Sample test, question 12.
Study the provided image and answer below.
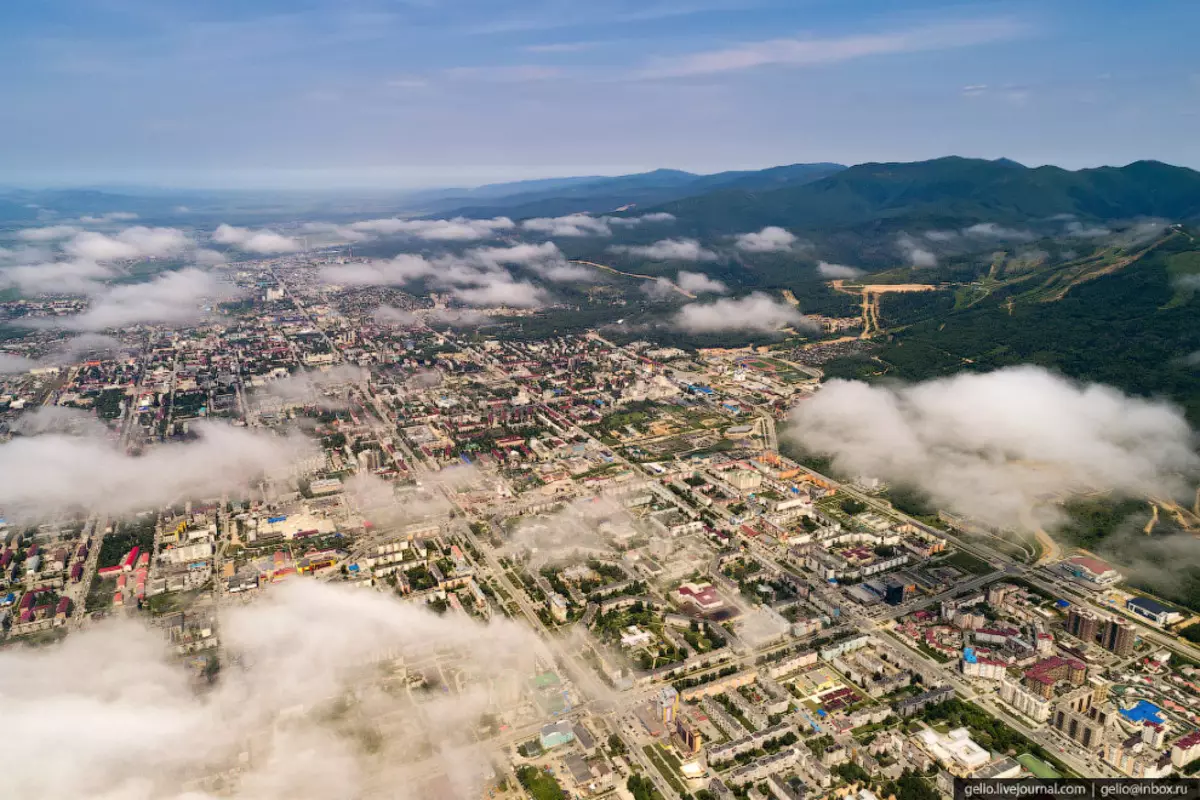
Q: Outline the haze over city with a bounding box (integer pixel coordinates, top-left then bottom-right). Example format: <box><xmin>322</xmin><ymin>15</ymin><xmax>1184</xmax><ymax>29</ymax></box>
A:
<box><xmin>4</xmin><ymin>3</ymin><xmax>1200</xmax><ymax>800</ymax></box>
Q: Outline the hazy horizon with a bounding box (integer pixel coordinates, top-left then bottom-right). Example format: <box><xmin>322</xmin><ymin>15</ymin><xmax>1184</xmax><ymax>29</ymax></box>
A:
<box><xmin>3</xmin><ymin>0</ymin><xmax>1198</xmax><ymax>189</ymax></box>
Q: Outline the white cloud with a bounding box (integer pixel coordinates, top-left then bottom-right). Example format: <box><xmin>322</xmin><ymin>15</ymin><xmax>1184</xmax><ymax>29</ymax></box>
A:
<box><xmin>16</xmin><ymin>225</ymin><xmax>81</xmax><ymax>242</ymax></box>
<box><xmin>319</xmin><ymin>254</ymin><xmax>438</xmax><ymax>287</ymax></box>
<box><xmin>734</xmin><ymin>226</ymin><xmax>797</xmax><ymax>253</ymax></box>
<box><xmin>897</xmin><ymin>233</ymin><xmax>937</xmax><ymax>267</ymax></box>
<box><xmin>0</xmin><ymin>243</ymin><xmax>54</xmax><ymax>265</ymax></box>
<box><xmin>675</xmin><ymin>270</ymin><xmax>728</xmax><ymax>294</ymax></box>
<box><xmin>518</xmin><ymin>212</ymin><xmax>675</xmax><ymax>238</ymax></box>
<box><xmin>521</xmin><ymin>213</ymin><xmax>612</xmax><ymax>237</ymax></box>
<box><xmin>631</xmin><ymin>212</ymin><xmax>676</xmax><ymax>223</ymax></box>
<box><xmin>191</xmin><ymin>247</ymin><xmax>228</xmax><ymax>266</ymax></box>
<box><xmin>923</xmin><ymin>230</ymin><xmax>959</xmax><ymax>242</ymax></box>
<box><xmin>323</xmin><ymin>245</ymin><xmax>585</xmax><ymax>293</ymax></box>
<box><xmin>451</xmin><ymin>277</ymin><xmax>548</xmax><ymax>308</ymax></box>
<box><xmin>48</xmin><ymin>268</ymin><xmax>232</xmax><ymax>331</ymax></box>
<box><xmin>469</xmin><ymin>241</ymin><xmax>593</xmax><ymax>281</ymax></box>
<box><xmin>253</xmin><ymin>365</ymin><xmax>366</xmax><ymax>410</ymax></box>
<box><xmin>0</xmin><ymin>353</ymin><xmax>37</xmax><ymax>374</ymax></box>
<box><xmin>301</xmin><ymin>221</ymin><xmax>371</xmax><ymax>244</ymax></box>
<box><xmin>611</xmin><ymin>238</ymin><xmax>717</xmax><ymax>261</ymax></box>
<box><xmin>0</xmin><ymin>259</ymin><xmax>115</xmax><ymax>295</ymax></box>
<box><xmin>638</xmin><ymin>18</ymin><xmax>1026</xmax><ymax>78</ymax></box>
<box><xmin>673</xmin><ymin>292</ymin><xmax>815</xmax><ymax>333</ymax></box>
<box><xmin>1063</xmin><ymin>220</ymin><xmax>1111</xmax><ymax>238</ymax></box>
<box><xmin>786</xmin><ymin>366</ymin><xmax>1200</xmax><ymax>531</ymax></box>
<box><xmin>0</xmin><ymin>416</ymin><xmax>314</xmax><ymax>521</ymax></box>
<box><xmin>641</xmin><ymin>277</ymin><xmax>679</xmax><ymax>301</ymax></box>
<box><xmin>817</xmin><ymin>261</ymin><xmax>864</xmax><ymax>279</ymax></box>
<box><xmin>373</xmin><ymin>305</ymin><xmax>418</xmax><ymax>326</ymax></box>
<box><xmin>348</xmin><ymin>216</ymin><xmax>514</xmax><ymax>241</ymax></box>
<box><xmin>963</xmin><ymin>222</ymin><xmax>1035</xmax><ymax>242</ymax></box>
<box><xmin>534</xmin><ymin>261</ymin><xmax>594</xmax><ymax>281</ymax></box>
<box><xmin>374</xmin><ymin>305</ymin><xmax>492</xmax><ymax>327</ymax></box>
<box><xmin>212</xmin><ymin>223</ymin><xmax>301</xmax><ymax>254</ymax></box>
<box><xmin>469</xmin><ymin>241</ymin><xmax>562</xmax><ymax>267</ymax></box>
<box><xmin>64</xmin><ymin>227</ymin><xmax>194</xmax><ymax>261</ymax></box>
<box><xmin>79</xmin><ymin>211</ymin><xmax>138</xmax><ymax>223</ymax></box>
<box><xmin>1116</xmin><ymin>220</ymin><xmax>1167</xmax><ymax>246</ymax></box>
<box><xmin>0</xmin><ymin>579</ymin><xmax>548</xmax><ymax>799</ymax></box>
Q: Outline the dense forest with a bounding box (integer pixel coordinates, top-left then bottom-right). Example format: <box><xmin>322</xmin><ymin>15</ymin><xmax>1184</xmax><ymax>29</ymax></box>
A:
<box><xmin>840</xmin><ymin>233</ymin><xmax>1200</xmax><ymax>423</ymax></box>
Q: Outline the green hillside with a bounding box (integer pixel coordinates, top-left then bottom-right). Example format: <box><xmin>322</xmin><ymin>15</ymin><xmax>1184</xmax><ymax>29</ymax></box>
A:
<box><xmin>840</xmin><ymin>227</ymin><xmax>1200</xmax><ymax>422</ymax></box>
<box><xmin>656</xmin><ymin>157</ymin><xmax>1200</xmax><ymax>235</ymax></box>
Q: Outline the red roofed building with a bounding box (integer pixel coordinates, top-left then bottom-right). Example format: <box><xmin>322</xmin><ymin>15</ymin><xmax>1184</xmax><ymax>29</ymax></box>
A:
<box><xmin>1172</xmin><ymin>730</ymin><xmax>1200</xmax><ymax>767</ymax></box>
<box><xmin>676</xmin><ymin>581</ymin><xmax>724</xmax><ymax>612</ymax></box>
<box><xmin>1063</xmin><ymin>556</ymin><xmax>1122</xmax><ymax>585</ymax></box>
<box><xmin>121</xmin><ymin>546</ymin><xmax>140</xmax><ymax>571</ymax></box>
<box><xmin>1023</xmin><ymin>655</ymin><xmax>1087</xmax><ymax>699</ymax></box>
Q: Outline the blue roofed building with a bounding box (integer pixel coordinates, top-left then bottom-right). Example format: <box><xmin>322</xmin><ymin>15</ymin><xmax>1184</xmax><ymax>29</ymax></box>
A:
<box><xmin>1126</xmin><ymin>597</ymin><xmax>1183</xmax><ymax>626</ymax></box>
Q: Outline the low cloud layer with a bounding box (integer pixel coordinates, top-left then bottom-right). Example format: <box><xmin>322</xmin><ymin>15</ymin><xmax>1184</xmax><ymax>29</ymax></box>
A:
<box><xmin>469</xmin><ymin>241</ymin><xmax>594</xmax><ymax>281</ymax></box>
<box><xmin>611</xmin><ymin>238</ymin><xmax>717</xmax><ymax>261</ymax></box>
<box><xmin>0</xmin><ymin>580</ymin><xmax>549</xmax><ymax>799</ymax></box>
<box><xmin>521</xmin><ymin>213</ymin><xmax>612</xmax><ymax>237</ymax></box>
<box><xmin>320</xmin><ymin>254</ymin><xmax>438</xmax><ymax>287</ymax></box>
<box><xmin>675</xmin><ymin>270</ymin><xmax>728</xmax><ymax>294</ymax></box>
<box><xmin>65</xmin><ymin>227</ymin><xmax>194</xmax><ymax>261</ymax></box>
<box><xmin>0</xmin><ymin>334</ymin><xmax>129</xmax><ymax>375</ymax></box>
<box><xmin>817</xmin><ymin>261</ymin><xmax>864</xmax><ymax>279</ymax></box>
<box><xmin>0</xmin><ymin>414</ymin><xmax>315</xmax><ymax>521</ymax></box>
<box><xmin>787</xmin><ymin>366</ymin><xmax>1200</xmax><ymax>531</ymax></box>
<box><xmin>46</xmin><ymin>269</ymin><xmax>232</xmax><ymax>331</ymax></box>
<box><xmin>1</xmin><ymin>223</ymin><xmax>216</xmax><ymax>296</ymax></box>
<box><xmin>734</xmin><ymin>226</ymin><xmax>797</xmax><ymax>253</ymax></box>
<box><xmin>673</xmin><ymin>292</ymin><xmax>814</xmax><ymax>333</ymax></box>
<box><xmin>451</xmin><ymin>277</ymin><xmax>547</xmax><ymax>308</ymax></box>
<box><xmin>1062</xmin><ymin>220</ymin><xmax>1110</xmax><ymax>238</ymax></box>
<box><xmin>373</xmin><ymin>305</ymin><xmax>492</xmax><ymax>328</ymax></box>
<box><xmin>962</xmin><ymin>222</ymin><xmax>1035</xmax><ymax>242</ymax></box>
<box><xmin>897</xmin><ymin>233</ymin><xmax>937</xmax><ymax>267</ymax></box>
<box><xmin>503</xmin><ymin>495</ymin><xmax>628</xmax><ymax>567</ymax></box>
<box><xmin>213</xmin><ymin>224</ymin><xmax>301</xmax><ymax>254</ymax></box>
<box><xmin>0</xmin><ymin>352</ymin><xmax>38</xmax><ymax>374</ymax></box>
<box><xmin>320</xmin><ymin>248</ymin><xmax>552</xmax><ymax>307</ymax></box>
<box><xmin>519</xmin><ymin>211</ymin><xmax>675</xmax><ymax>238</ymax></box>
<box><xmin>349</xmin><ymin>216</ymin><xmax>514</xmax><ymax>241</ymax></box>
<box><xmin>254</xmin><ymin>365</ymin><xmax>366</xmax><ymax>410</ymax></box>
<box><xmin>0</xmin><ymin>258</ymin><xmax>114</xmax><ymax>295</ymax></box>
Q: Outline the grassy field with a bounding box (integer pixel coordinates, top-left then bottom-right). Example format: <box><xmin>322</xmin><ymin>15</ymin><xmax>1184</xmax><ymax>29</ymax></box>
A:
<box><xmin>642</xmin><ymin>744</ymin><xmax>686</xmax><ymax>794</ymax></box>
<box><xmin>939</xmin><ymin>549</ymin><xmax>995</xmax><ymax>576</ymax></box>
<box><xmin>1016</xmin><ymin>753</ymin><xmax>1061</xmax><ymax>779</ymax></box>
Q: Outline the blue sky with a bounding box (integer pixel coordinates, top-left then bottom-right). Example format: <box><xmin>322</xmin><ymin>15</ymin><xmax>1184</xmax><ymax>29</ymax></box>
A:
<box><xmin>2</xmin><ymin>0</ymin><xmax>1197</xmax><ymax>188</ymax></box>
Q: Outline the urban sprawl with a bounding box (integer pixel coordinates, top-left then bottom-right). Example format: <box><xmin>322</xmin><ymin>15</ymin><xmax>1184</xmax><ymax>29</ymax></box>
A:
<box><xmin>3</xmin><ymin>251</ymin><xmax>1200</xmax><ymax>800</ymax></box>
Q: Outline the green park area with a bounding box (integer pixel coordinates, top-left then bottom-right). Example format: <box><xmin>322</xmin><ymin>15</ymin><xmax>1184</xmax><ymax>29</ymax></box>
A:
<box><xmin>516</xmin><ymin>765</ymin><xmax>564</xmax><ymax>800</ymax></box>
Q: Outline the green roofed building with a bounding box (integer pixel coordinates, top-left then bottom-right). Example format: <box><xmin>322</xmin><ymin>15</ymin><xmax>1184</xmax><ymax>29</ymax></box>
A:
<box><xmin>539</xmin><ymin>720</ymin><xmax>575</xmax><ymax>751</ymax></box>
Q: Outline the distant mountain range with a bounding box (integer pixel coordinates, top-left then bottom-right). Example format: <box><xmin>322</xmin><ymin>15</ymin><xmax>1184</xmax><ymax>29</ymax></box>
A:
<box><xmin>650</xmin><ymin>157</ymin><xmax>1200</xmax><ymax>234</ymax></box>
<box><xmin>4</xmin><ymin>157</ymin><xmax>1199</xmax><ymax>229</ymax></box>
<box><xmin>421</xmin><ymin>163</ymin><xmax>847</xmax><ymax>219</ymax></box>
